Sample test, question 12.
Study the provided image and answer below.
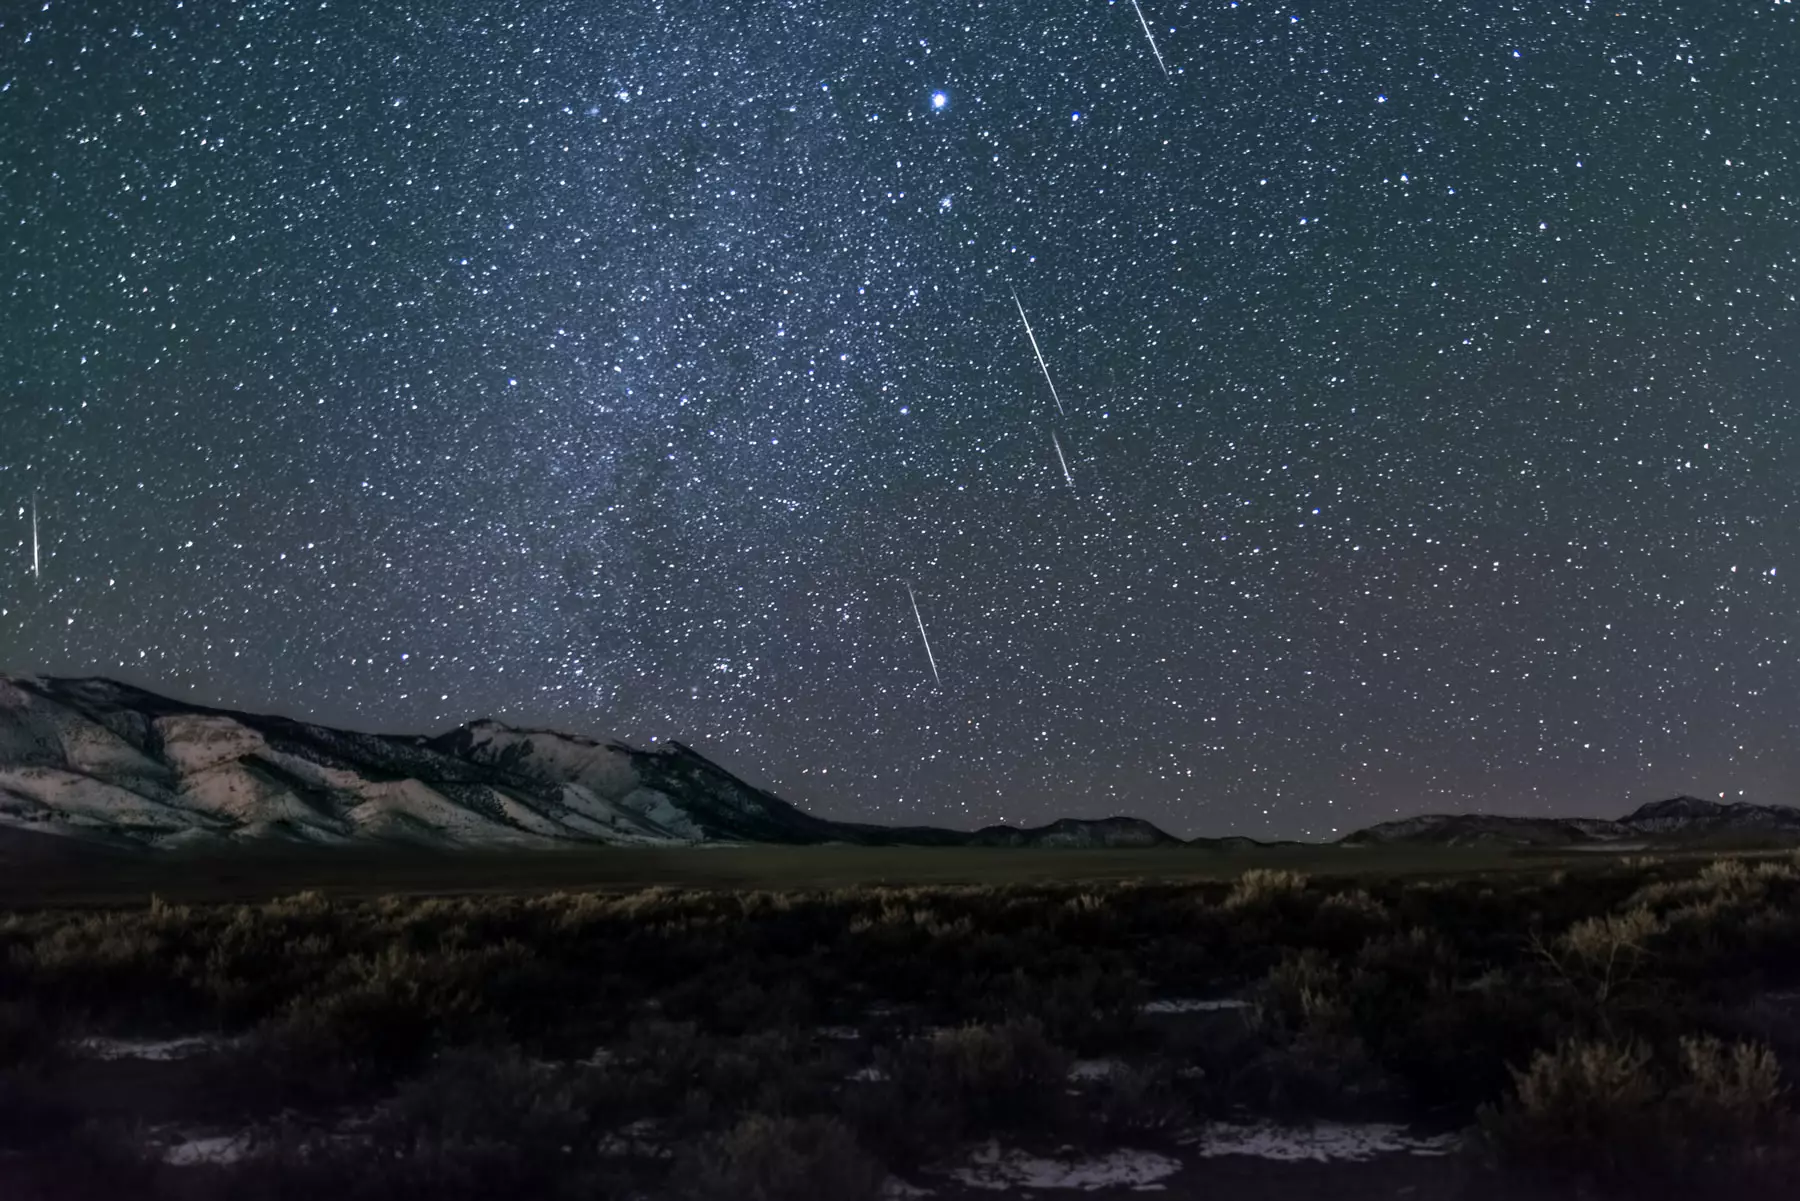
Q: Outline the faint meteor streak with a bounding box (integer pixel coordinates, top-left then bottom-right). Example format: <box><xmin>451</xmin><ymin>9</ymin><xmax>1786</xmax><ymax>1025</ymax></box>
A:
<box><xmin>905</xmin><ymin>583</ymin><xmax>942</xmax><ymax>687</ymax></box>
<box><xmin>1131</xmin><ymin>0</ymin><xmax>1171</xmax><ymax>78</ymax></box>
<box><xmin>1051</xmin><ymin>431</ymin><xmax>1075</xmax><ymax>488</ymax></box>
<box><xmin>1011</xmin><ymin>289</ymin><xmax>1066</xmax><ymax>417</ymax></box>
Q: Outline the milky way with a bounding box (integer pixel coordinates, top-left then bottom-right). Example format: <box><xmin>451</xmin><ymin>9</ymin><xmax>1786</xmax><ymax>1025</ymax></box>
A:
<box><xmin>4</xmin><ymin>1</ymin><xmax>1799</xmax><ymax>837</ymax></box>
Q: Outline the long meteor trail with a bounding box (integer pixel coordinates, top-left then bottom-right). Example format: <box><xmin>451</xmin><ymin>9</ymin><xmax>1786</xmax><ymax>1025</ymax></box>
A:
<box><xmin>1051</xmin><ymin>431</ymin><xmax>1075</xmax><ymax>488</ymax></box>
<box><xmin>905</xmin><ymin>583</ymin><xmax>942</xmax><ymax>687</ymax></box>
<box><xmin>1011</xmin><ymin>289</ymin><xmax>1065</xmax><ymax>417</ymax></box>
<box><xmin>1131</xmin><ymin>0</ymin><xmax>1171</xmax><ymax>78</ymax></box>
<box><xmin>30</xmin><ymin>493</ymin><xmax>39</xmax><ymax>580</ymax></box>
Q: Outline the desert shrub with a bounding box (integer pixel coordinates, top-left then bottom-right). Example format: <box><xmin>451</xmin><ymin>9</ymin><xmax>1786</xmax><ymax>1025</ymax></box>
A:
<box><xmin>382</xmin><ymin>1046</ymin><xmax>591</xmax><ymax>1154</ymax></box>
<box><xmin>1483</xmin><ymin>1035</ymin><xmax>1792</xmax><ymax>1191</ymax></box>
<box><xmin>1242</xmin><ymin>950</ymin><xmax>1390</xmax><ymax>1116</ymax></box>
<box><xmin>702</xmin><ymin>974</ymin><xmax>818</xmax><ymax>1036</ymax></box>
<box><xmin>1235</xmin><ymin>1020</ymin><xmax>1387</xmax><ymax>1118</ymax></box>
<box><xmin>1064</xmin><ymin>891</ymin><xmax>1107</xmax><ymax>915</ymax></box>
<box><xmin>1559</xmin><ymin>907</ymin><xmax>1662</xmax><ymax>970</ymax></box>
<box><xmin>1223</xmin><ymin>869</ymin><xmax>1308</xmax><ymax>910</ymax></box>
<box><xmin>187</xmin><ymin>899</ymin><xmax>364</xmax><ymax>1026</ymax></box>
<box><xmin>203</xmin><ymin>1011</ymin><xmax>385</xmax><ymax>1113</ymax></box>
<box><xmin>674</xmin><ymin>1114</ymin><xmax>883</xmax><ymax>1201</ymax></box>
<box><xmin>683</xmin><ymin>1029</ymin><xmax>840</xmax><ymax>1123</ymax></box>
<box><xmin>914</xmin><ymin>1019</ymin><xmax>1069</xmax><ymax>1122</ymax></box>
<box><xmin>204</xmin><ymin>937</ymin><xmax>533</xmax><ymax>1113</ymax></box>
<box><xmin>1325</xmin><ymin>927</ymin><xmax>1535</xmax><ymax>1110</ymax></box>
<box><xmin>1253</xmin><ymin>948</ymin><xmax>1341</xmax><ymax>1033</ymax></box>
<box><xmin>1088</xmin><ymin>1061</ymin><xmax>1190</xmax><ymax>1135</ymax></box>
<box><xmin>850</xmin><ymin>1019</ymin><xmax>1070</xmax><ymax>1168</ymax></box>
<box><xmin>14</xmin><ymin>911</ymin><xmax>205</xmax><ymax>1028</ymax></box>
<box><xmin>1482</xmin><ymin>1038</ymin><xmax>1661</xmax><ymax>1177</ymax></box>
<box><xmin>1673</xmin><ymin>1035</ymin><xmax>1784</xmax><ymax>1130</ymax></box>
<box><xmin>1698</xmin><ymin>858</ymin><xmax>1756</xmax><ymax>891</ymax></box>
<box><xmin>582</xmin><ymin>1020</ymin><xmax>843</xmax><ymax>1141</ymax></box>
<box><xmin>1371</xmin><ymin>969</ymin><xmax>1566</xmax><ymax>1112</ymax></box>
<box><xmin>609</xmin><ymin>1019</ymin><xmax>721</xmax><ymax>1110</ymax></box>
<box><xmin>1535</xmin><ymin>907</ymin><xmax>1663</xmax><ymax>1034</ymax></box>
<box><xmin>1630</xmin><ymin>857</ymin><xmax>1798</xmax><ymax>915</ymax></box>
<box><xmin>1351</xmin><ymin>926</ymin><xmax>1458</xmax><ymax>1005</ymax></box>
<box><xmin>1309</xmin><ymin>888</ymin><xmax>1393</xmax><ymax>953</ymax></box>
<box><xmin>989</xmin><ymin>964</ymin><xmax>1144</xmax><ymax>1052</ymax></box>
<box><xmin>287</xmin><ymin>977</ymin><xmax>437</xmax><ymax>1074</ymax></box>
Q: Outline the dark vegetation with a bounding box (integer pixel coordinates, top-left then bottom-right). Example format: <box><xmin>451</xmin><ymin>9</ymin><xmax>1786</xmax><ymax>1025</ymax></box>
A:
<box><xmin>4</xmin><ymin>855</ymin><xmax>1800</xmax><ymax>1198</ymax></box>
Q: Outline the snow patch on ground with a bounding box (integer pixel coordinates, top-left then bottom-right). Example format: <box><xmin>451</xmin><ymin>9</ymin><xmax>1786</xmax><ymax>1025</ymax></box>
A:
<box><xmin>880</xmin><ymin>1178</ymin><xmax>936</xmax><ymax>1199</ymax></box>
<box><xmin>848</xmin><ymin>1065</ymin><xmax>890</xmax><ymax>1082</ymax></box>
<box><xmin>78</xmin><ymin>1034</ymin><xmax>233</xmax><ymax>1061</ymax></box>
<box><xmin>1068</xmin><ymin>1058</ymin><xmax>1125</xmax><ymax>1082</ymax></box>
<box><xmin>1183</xmin><ymin>1121</ymin><xmax>1463</xmax><ymax>1161</ymax></box>
<box><xmin>163</xmin><ymin>1132</ymin><xmax>255</xmax><ymax>1166</ymax></box>
<box><xmin>1141</xmin><ymin>997</ymin><xmax>1248</xmax><ymax>1014</ymax></box>
<box><xmin>949</xmin><ymin>1142</ymin><xmax>1182</xmax><ymax>1191</ymax></box>
<box><xmin>817</xmin><ymin>1025</ymin><xmax>862</xmax><ymax>1041</ymax></box>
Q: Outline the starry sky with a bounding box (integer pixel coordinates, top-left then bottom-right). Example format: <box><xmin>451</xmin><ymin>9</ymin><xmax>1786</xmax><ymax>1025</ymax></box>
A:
<box><xmin>4</xmin><ymin>1</ymin><xmax>1800</xmax><ymax>839</ymax></box>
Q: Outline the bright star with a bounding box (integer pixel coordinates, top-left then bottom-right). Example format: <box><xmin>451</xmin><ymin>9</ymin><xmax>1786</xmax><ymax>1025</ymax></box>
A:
<box><xmin>931</xmin><ymin>92</ymin><xmax>948</xmax><ymax>110</ymax></box>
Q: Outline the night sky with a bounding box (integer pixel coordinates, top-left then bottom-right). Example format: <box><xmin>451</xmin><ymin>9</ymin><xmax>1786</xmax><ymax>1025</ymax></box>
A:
<box><xmin>4</xmin><ymin>1</ymin><xmax>1799</xmax><ymax>839</ymax></box>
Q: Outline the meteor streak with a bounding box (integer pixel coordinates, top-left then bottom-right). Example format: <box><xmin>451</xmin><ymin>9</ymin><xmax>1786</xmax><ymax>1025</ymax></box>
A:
<box><xmin>1011</xmin><ymin>289</ymin><xmax>1066</xmax><ymax>417</ymax></box>
<box><xmin>30</xmin><ymin>493</ymin><xmax>39</xmax><ymax>580</ymax></box>
<box><xmin>905</xmin><ymin>583</ymin><xmax>942</xmax><ymax>687</ymax></box>
<box><xmin>1052</xmin><ymin>431</ymin><xmax>1075</xmax><ymax>488</ymax></box>
<box><xmin>1131</xmin><ymin>0</ymin><xmax>1171</xmax><ymax>78</ymax></box>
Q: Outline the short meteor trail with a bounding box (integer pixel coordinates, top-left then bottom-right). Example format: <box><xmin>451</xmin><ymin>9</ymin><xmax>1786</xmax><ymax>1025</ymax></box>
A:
<box><xmin>1011</xmin><ymin>289</ymin><xmax>1066</xmax><ymax>417</ymax></box>
<box><xmin>1131</xmin><ymin>0</ymin><xmax>1171</xmax><ymax>78</ymax></box>
<box><xmin>905</xmin><ymin>583</ymin><xmax>942</xmax><ymax>688</ymax></box>
<box><xmin>1051</xmin><ymin>431</ymin><xmax>1075</xmax><ymax>488</ymax></box>
<box><xmin>30</xmin><ymin>493</ymin><xmax>39</xmax><ymax>580</ymax></box>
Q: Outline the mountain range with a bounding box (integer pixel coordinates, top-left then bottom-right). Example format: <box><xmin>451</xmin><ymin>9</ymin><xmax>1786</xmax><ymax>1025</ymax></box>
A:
<box><xmin>0</xmin><ymin>676</ymin><xmax>1176</xmax><ymax>850</ymax></box>
<box><xmin>3</xmin><ymin>675</ymin><xmax>1799</xmax><ymax>852</ymax></box>
<box><xmin>1341</xmin><ymin>796</ymin><xmax>1800</xmax><ymax>848</ymax></box>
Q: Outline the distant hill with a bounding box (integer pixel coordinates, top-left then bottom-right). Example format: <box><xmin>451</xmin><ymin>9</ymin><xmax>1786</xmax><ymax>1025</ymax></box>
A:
<box><xmin>966</xmin><ymin>816</ymin><xmax>1183</xmax><ymax>849</ymax></box>
<box><xmin>0</xmin><ymin>676</ymin><xmax>1177</xmax><ymax>851</ymax></box>
<box><xmin>1340</xmin><ymin>797</ymin><xmax>1800</xmax><ymax>848</ymax></box>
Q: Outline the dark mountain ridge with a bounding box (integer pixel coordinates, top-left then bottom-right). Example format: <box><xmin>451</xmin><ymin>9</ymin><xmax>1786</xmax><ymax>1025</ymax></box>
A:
<box><xmin>3</xmin><ymin>675</ymin><xmax>1795</xmax><ymax>852</ymax></box>
<box><xmin>1341</xmin><ymin>796</ymin><xmax>1800</xmax><ymax>848</ymax></box>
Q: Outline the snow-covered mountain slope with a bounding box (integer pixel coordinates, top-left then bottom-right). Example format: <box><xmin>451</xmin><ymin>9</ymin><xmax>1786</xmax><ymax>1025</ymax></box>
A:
<box><xmin>0</xmin><ymin>677</ymin><xmax>704</xmax><ymax>849</ymax></box>
<box><xmin>0</xmin><ymin>675</ymin><xmax>1185</xmax><ymax>851</ymax></box>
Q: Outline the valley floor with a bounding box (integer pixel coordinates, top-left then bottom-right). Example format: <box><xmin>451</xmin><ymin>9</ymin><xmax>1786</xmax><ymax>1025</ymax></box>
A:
<box><xmin>0</xmin><ymin>834</ymin><xmax>1783</xmax><ymax>907</ymax></box>
<box><xmin>6</xmin><ymin>854</ymin><xmax>1800</xmax><ymax>1199</ymax></box>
